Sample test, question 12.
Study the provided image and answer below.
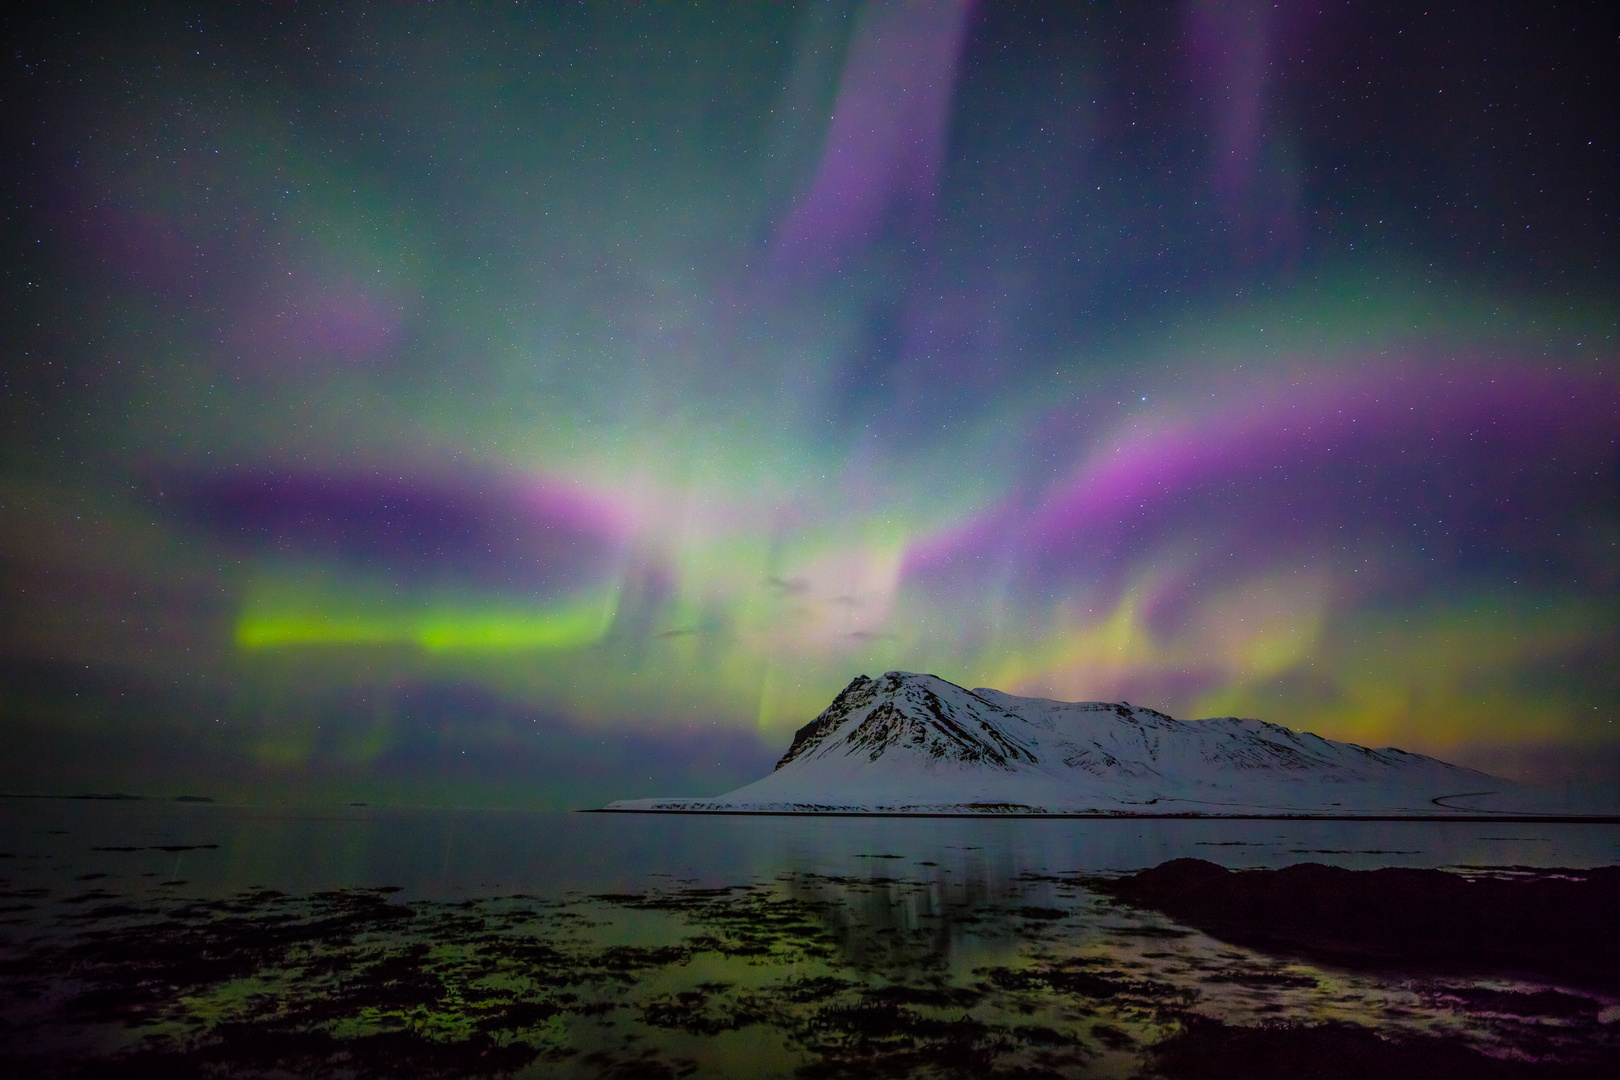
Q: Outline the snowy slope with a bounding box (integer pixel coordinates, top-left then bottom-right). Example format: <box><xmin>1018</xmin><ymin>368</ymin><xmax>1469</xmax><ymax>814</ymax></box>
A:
<box><xmin>605</xmin><ymin>671</ymin><xmax>1513</xmax><ymax>815</ymax></box>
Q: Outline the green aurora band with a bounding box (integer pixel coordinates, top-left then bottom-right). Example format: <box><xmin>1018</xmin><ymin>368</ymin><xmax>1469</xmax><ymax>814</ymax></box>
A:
<box><xmin>1</xmin><ymin>3</ymin><xmax>1613</xmax><ymax>805</ymax></box>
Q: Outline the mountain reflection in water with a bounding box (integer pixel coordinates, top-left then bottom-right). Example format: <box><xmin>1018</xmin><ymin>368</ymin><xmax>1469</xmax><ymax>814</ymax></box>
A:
<box><xmin>1</xmin><ymin>801</ymin><xmax>1616</xmax><ymax>1077</ymax></box>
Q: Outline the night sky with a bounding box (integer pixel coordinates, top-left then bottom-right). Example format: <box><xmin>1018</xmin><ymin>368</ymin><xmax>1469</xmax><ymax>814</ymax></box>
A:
<box><xmin>2</xmin><ymin>2</ymin><xmax>1614</xmax><ymax>808</ymax></box>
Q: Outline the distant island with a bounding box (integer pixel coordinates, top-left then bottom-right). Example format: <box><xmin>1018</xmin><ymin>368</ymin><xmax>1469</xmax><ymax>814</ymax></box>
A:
<box><xmin>604</xmin><ymin>671</ymin><xmax>1603</xmax><ymax>818</ymax></box>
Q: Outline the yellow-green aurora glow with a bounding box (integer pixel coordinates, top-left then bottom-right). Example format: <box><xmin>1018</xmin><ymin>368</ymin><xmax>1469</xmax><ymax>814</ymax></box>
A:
<box><xmin>2</xmin><ymin>3</ymin><xmax>1614</xmax><ymax>806</ymax></box>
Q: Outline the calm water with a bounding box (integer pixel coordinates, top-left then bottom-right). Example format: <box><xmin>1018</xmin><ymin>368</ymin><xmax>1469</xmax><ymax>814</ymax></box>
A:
<box><xmin>3</xmin><ymin>798</ymin><xmax>1617</xmax><ymax>904</ymax></box>
<box><xmin>3</xmin><ymin>799</ymin><xmax>1617</xmax><ymax>1077</ymax></box>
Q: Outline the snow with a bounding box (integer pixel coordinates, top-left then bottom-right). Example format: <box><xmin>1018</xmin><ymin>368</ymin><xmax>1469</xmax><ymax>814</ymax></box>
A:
<box><xmin>604</xmin><ymin>671</ymin><xmax>1582</xmax><ymax>816</ymax></box>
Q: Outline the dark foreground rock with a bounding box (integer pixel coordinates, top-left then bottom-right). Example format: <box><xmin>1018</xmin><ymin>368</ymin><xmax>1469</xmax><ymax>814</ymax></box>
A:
<box><xmin>1148</xmin><ymin>1014</ymin><xmax>1617</xmax><ymax>1080</ymax></box>
<box><xmin>1091</xmin><ymin>858</ymin><xmax>1620</xmax><ymax>989</ymax></box>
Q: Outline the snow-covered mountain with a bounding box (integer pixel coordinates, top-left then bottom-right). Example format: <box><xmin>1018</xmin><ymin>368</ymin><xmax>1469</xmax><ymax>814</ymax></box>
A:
<box><xmin>605</xmin><ymin>671</ymin><xmax>1516</xmax><ymax>816</ymax></box>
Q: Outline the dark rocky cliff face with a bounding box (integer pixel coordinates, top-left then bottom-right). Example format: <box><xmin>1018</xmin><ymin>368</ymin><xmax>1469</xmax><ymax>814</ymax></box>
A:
<box><xmin>774</xmin><ymin>671</ymin><xmax>1039</xmax><ymax>770</ymax></box>
<box><xmin>775</xmin><ymin>675</ymin><xmax>879</xmax><ymax>769</ymax></box>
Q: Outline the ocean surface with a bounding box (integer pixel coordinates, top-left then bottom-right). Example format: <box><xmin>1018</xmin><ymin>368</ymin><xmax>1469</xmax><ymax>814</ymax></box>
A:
<box><xmin>3</xmin><ymin>798</ymin><xmax>1617</xmax><ymax>1077</ymax></box>
<box><xmin>4</xmin><ymin>798</ymin><xmax>1618</xmax><ymax>903</ymax></box>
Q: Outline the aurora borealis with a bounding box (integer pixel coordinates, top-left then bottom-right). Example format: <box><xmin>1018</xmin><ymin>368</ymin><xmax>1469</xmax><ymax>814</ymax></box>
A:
<box><xmin>2</xmin><ymin>2</ymin><xmax>1614</xmax><ymax>807</ymax></box>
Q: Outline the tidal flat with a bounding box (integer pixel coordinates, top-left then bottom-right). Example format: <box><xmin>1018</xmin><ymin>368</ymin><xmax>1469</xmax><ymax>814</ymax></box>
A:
<box><xmin>1</xmin><ymin>801</ymin><xmax>1616</xmax><ymax>1077</ymax></box>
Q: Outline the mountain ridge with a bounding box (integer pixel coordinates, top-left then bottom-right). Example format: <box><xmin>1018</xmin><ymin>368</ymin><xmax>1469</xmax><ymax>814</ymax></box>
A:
<box><xmin>606</xmin><ymin>670</ymin><xmax>1525</xmax><ymax>816</ymax></box>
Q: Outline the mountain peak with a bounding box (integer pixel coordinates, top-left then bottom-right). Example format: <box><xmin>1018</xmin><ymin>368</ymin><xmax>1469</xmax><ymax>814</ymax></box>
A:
<box><xmin>775</xmin><ymin>671</ymin><xmax>1039</xmax><ymax>771</ymax></box>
